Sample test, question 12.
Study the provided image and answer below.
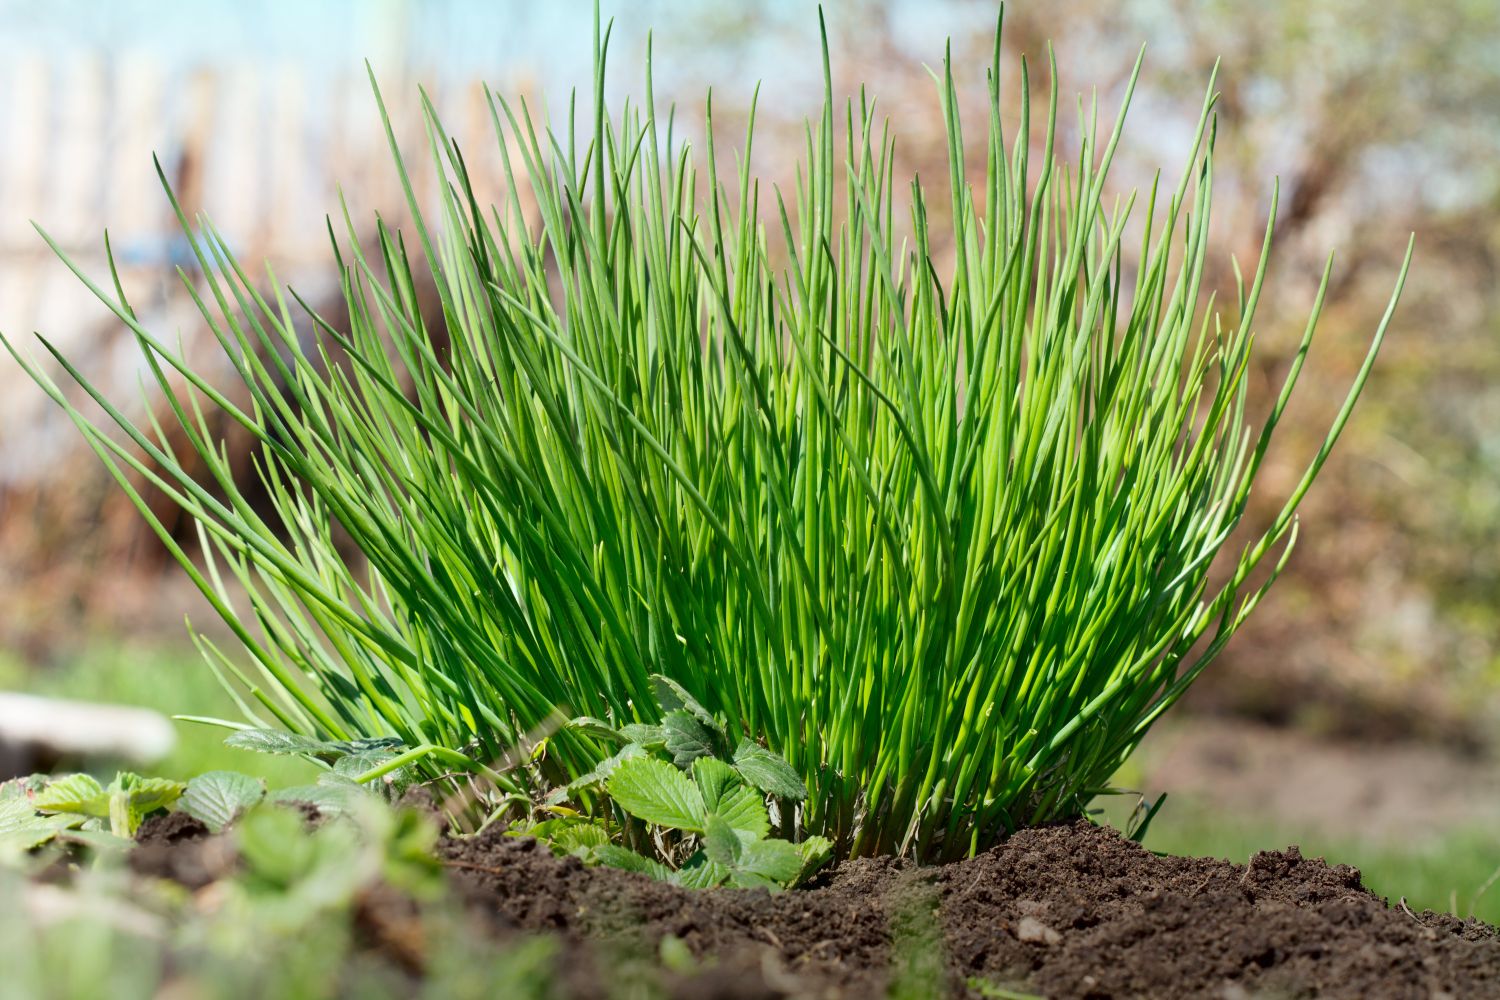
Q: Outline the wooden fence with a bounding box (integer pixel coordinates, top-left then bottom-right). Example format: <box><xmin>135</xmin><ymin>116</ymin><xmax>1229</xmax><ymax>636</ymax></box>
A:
<box><xmin>0</xmin><ymin>52</ymin><xmax>530</xmax><ymax>487</ymax></box>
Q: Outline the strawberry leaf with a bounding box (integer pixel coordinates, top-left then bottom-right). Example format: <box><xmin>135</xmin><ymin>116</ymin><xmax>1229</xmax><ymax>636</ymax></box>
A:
<box><xmin>692</xmin><ymin>756</ymin><xmax>741</xmax><ymax>812</ymax></box>
<box><xmin>225</xmin><ymin>729</ymin><xmax>339</xmax><ymax>758</ymax></box>
<box><xmin>620</xmin><ymin>723</ymin><xmax>668</xmax><ymax>748</ymax></box>
<box><xmin>33</xmin><ymin>774</ymin><xmax>108</xmax><ymax>817</ymax></box>
<box><xmin>650</xmin><ymin>675</ymin><xmax>722</xmax><ymax>734</ymax></box>
<box><xmin>733</xmin><ymin>740</ymin><xmax>807</xmax><ymax>799</ymax></box>
<box><xmin>607</xmin><ymin>757</ymin><xmax>706</xmax><ymax>832</ymax></box>
<box><xmin>181</xmin><ymin>771</ymin><xmax>266</xmax><ymax>832</ymax></box>
<box><xmin>0</xmin><ymin>798</ymin><xmax>80</xmax><ymax>853</ymax></box>
<box><xmin>794</xmin><ymin>835</ymin><xmax>835</xmax><ymax>883</ymax></box>
<box><xmin>108</xmin><ymin>773</ymin><xmax>185</xmax><ymax>815</ymax></box>
<box><xmin>562</xmin><ymin>742</ymin><xmax>646</xmax><ymax>796</ymax></box>
<box><xmin>663</xmin><ymin>710</ymin><xmax>716</xmax><ymax>768</ymax></box>
<box><xmin>702</xmin><ymin>813</ymin><xmax>743</xmax><ymax>867</ymax></box>
<box><xmin>669</xmin><ymin>855</ymin><xmax>731</xmax><ymax>889</ymax></box>
<box><xmin>737</xmin><ymin>838</ymin><xmax>804</xmax><ymax>887</ymax></box>
<box><xmin>592</xmin><ymin>844</ymin><xmax>673</xmax><ymax>880</ymax></box>
<box><xmin>713</xmin><ymin>784</ymin><xmax>771</xmax><ymax>844</ymax></box>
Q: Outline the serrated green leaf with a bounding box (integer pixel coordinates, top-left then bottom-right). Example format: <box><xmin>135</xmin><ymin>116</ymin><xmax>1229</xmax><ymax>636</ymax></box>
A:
<box><xmin>670</xmin><ymin>854</ymin><xmax>731</xmax><ymax>889</ymax></box>
<box><xmin>733</xmin><ymin>740</ymin><xmax>807</xmax><ymax>799</ymax></box>
<box><xmin>109</xmin><ymin>773</ymin><xmax>186</xmax><ymax>814</ymax></box>
<box><xmin>692</xmin><ymin>756</ymin><xmax>741</xmax><ymax>811</ymax></box>
<box><xmin>181</xmin><ymin>771</ymin><xmax>266</xmax><ymax>832</ymax></box>
<box><xmin>553</xmin><ymin>822</ymin><xmax>611</xmax><ymax>856</ymax></box>
<box><xmin>0</xmin><ymin>798</ymin><xmax>80</xmax><ymax>853</ymax></box>
<box><xmin>607</xmin><ymin>757</ymin><xmax>705</xmax><ymax>832</ymax></box>
<box><xmin>727</xmin><ymin>870</ymin><xmax>783</xmax><ymax>891</ymax></box>
<box><xmin>326</xmin><ymin>737</ymin><xmax>405</xmax><ymax>757</ymax></box>
<box><xmin>225</xmin><ymin>729</ymin><xmax>335</xmax><ymax>757</ymax></box>
<box><xmin>33</xmin><ymin>774</ymin><xmax>107</xmax><ymax>816</ymax></box>
<box><xmin>564</xmin><ymin>742</ymin><xmax>646</xmax><ymax>794</ymax></box>
<box><xmin>332</xmin><ymin>751</ymin><xmax>390</xmax><ymax>778</ymax></box>
<box><xmin>109</xmin><ymin>773</ymin><xmax>185</xmax><ymax>839</ymax></box>
<box><xmin>565</xmin><ymin>716</ymin><xmax>628</xmax><ymax>744</ymax></box>
<box><xmin>714</xmin><ymin>784</ymin><xmax>770</xmax><ymax>843</ymax></box>
<box><xmin>650</xmin><ymin>675</ymin><xmax>722</xmax><ymax>734</ymax></box>
<box><xmin>273</xmin><ymin>782</ymin><xmax>366</xmax><ymax>816</ymax></box>
<box><xmin>702</xmin><ymin>813</ymin><xmax>742</xmax><ymax>868</ymax></box>
<box><xmin>663</xmin><ymin>710</ymin><xmax>716</xmax><ymax>768</ymax></box>
<box><xmin>332</xmin><ymin>747</ymin><xmax>411</xmax><ymax>796</ymax></box>
<box><xmin>619</xmin><ymin>723</ymin><xmax>667</xmax><ymax>748</ymax></box>
<box><xmin>737</xmin><ymin>838</ymin><xmax>804</xmax><ymax>888</ymax></box>
<box><xmin>592</xmin><ymin>843</ymin><xmax>672</xmax><ymax>880</ymax></box>
<box><xmin>522</xmin><ymin>817</ymin><xmax>611</xmax><ymax>854</ymax></box>
<box><xmin>235</xmin><ymin>805</ymin><xmax>317</xmax><ymax>886</ymax></box>
<box><xmin>794</xmin><ymin>836</ymin><xmax>834</xmax><ymax>883</ymax></box>
<box><xmin>0</xmin><ymin>797</ymin><xmax>42</xmax><ymax>832</ymax></box>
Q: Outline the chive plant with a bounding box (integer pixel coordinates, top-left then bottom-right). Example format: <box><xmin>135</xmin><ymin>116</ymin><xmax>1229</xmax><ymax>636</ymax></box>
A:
<box><xmin>6</xmin><ymin>11</ymin><xmax>1410</xmax><ymax>861</ymax></box>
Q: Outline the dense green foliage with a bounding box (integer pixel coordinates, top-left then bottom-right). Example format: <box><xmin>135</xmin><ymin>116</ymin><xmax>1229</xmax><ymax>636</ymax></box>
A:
<box><xmin>513</xmin><ymin>677</ymin><xmax>832</xmax><ymax>889</ymax></box>
<box><xmin>4</xmin><ymin>9</ymin><xmax>1410</xmax><ymax>861</ymax></box>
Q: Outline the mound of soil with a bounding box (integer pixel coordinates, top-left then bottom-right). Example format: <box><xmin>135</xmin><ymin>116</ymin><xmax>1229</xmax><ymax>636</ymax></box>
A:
<box><xmin>127</xmin><ymin>811</ymin><xmax>1500</xmax><ymax>998</ymax></box>
<box><xmin>440</xmin><ymin>821</ymin><xmax>1500</xmax><ymax>999</ymax></box>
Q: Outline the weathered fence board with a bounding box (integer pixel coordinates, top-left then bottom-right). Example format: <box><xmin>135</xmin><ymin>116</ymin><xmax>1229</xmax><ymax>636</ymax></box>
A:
<box><xmin>0</xmin><ymin>54</ymin><xmax>528</xmax><ymax>488</ymax></box>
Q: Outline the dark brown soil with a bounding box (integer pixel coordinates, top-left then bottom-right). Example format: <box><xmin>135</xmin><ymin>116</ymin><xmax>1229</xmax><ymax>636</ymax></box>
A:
<box><xmin>439</xmin><ymin>821</ymin><xmax>1500</xmax><ymax>999</ymax></box>
<box><xmin>130</xmin><ymin>811</ymin><xmax>232</xmax><ymax>889</ymax></box>
<box><xmin>125</xmin><ymin>811</ymin><xmax>1500</xmax><ymax>998</ymax></box>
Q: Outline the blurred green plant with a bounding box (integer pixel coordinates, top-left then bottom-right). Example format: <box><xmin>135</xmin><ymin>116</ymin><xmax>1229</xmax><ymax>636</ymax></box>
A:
<box><xmin>3</xmin><ymin>765</ymin><xmax>376</xmax><ymax>861</ymax></box>
<box><xmin>34</xmin><ymin>770</ymin><xmax>185</xmax><ymax>838</ymax></box>
<box><xmin>0</xmin><ymin>792</ymin><xmax>560</xmax><ymax>1000</ymax></box>
<box><xmin>3</xmin><ymin>7</ymin><xmax>1410</xmax><ymax>860</ymax></box>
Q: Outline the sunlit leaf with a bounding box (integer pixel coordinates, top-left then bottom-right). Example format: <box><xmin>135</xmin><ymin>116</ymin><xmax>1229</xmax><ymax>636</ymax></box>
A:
<box><xmin>225</xmin><ymin>730</ymin><xmax>336</xmax><ymax>757</ymax></box>
<box><xmin>607</xmin><ymin>758</ymin><xmax>706</xmax><ymax>832</ymax></box>
<box><xmin>181</xmin><ymin>771</ymin><xmax>267</xmax><ymax>832</ymax></box>
<box><xmin>663</xmin><ymin>711</ymin><xmax>716</xmax><ymax>768</ymax></box>
<box><xmin>692</xmin><ymin>756</ymin><xmax>741</xmax><ymax>812</ymax></box>
<box><xmin>713</xmin><ymin>784</ymin><xmax>770</xmax><ymax>844</ymax></box>
<box><xmin>33</xmin><ymin>774</ymin><xmax>107</xmax><ymax>816</ymax></box>
<box><xmin>651</xmin><ymin>675</ymin><xmax>722</xmax><ymax>733</ymax></box>
<box><xmin>733</xmin><ymin>741</ymin><xmax>807</xmax><ymax>800</ymax></box>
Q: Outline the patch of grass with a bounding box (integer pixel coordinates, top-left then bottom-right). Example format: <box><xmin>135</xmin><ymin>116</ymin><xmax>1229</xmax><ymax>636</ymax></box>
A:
<box><xmin>5</xmin><ymin>5</ymin><xmax>1411</xmax><ymax>861</ymax></box>
<box><xmin>0</xmin><ymin>643</ymin><xmax>316</xmax><ymax>787</ymax></box>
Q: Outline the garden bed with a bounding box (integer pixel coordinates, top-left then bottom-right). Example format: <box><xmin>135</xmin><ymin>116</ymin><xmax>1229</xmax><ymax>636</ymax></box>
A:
<box><xmin>134</xmin><ymin>813</ymin><xmax>1500</xmax><ymax>998</ymax></box>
